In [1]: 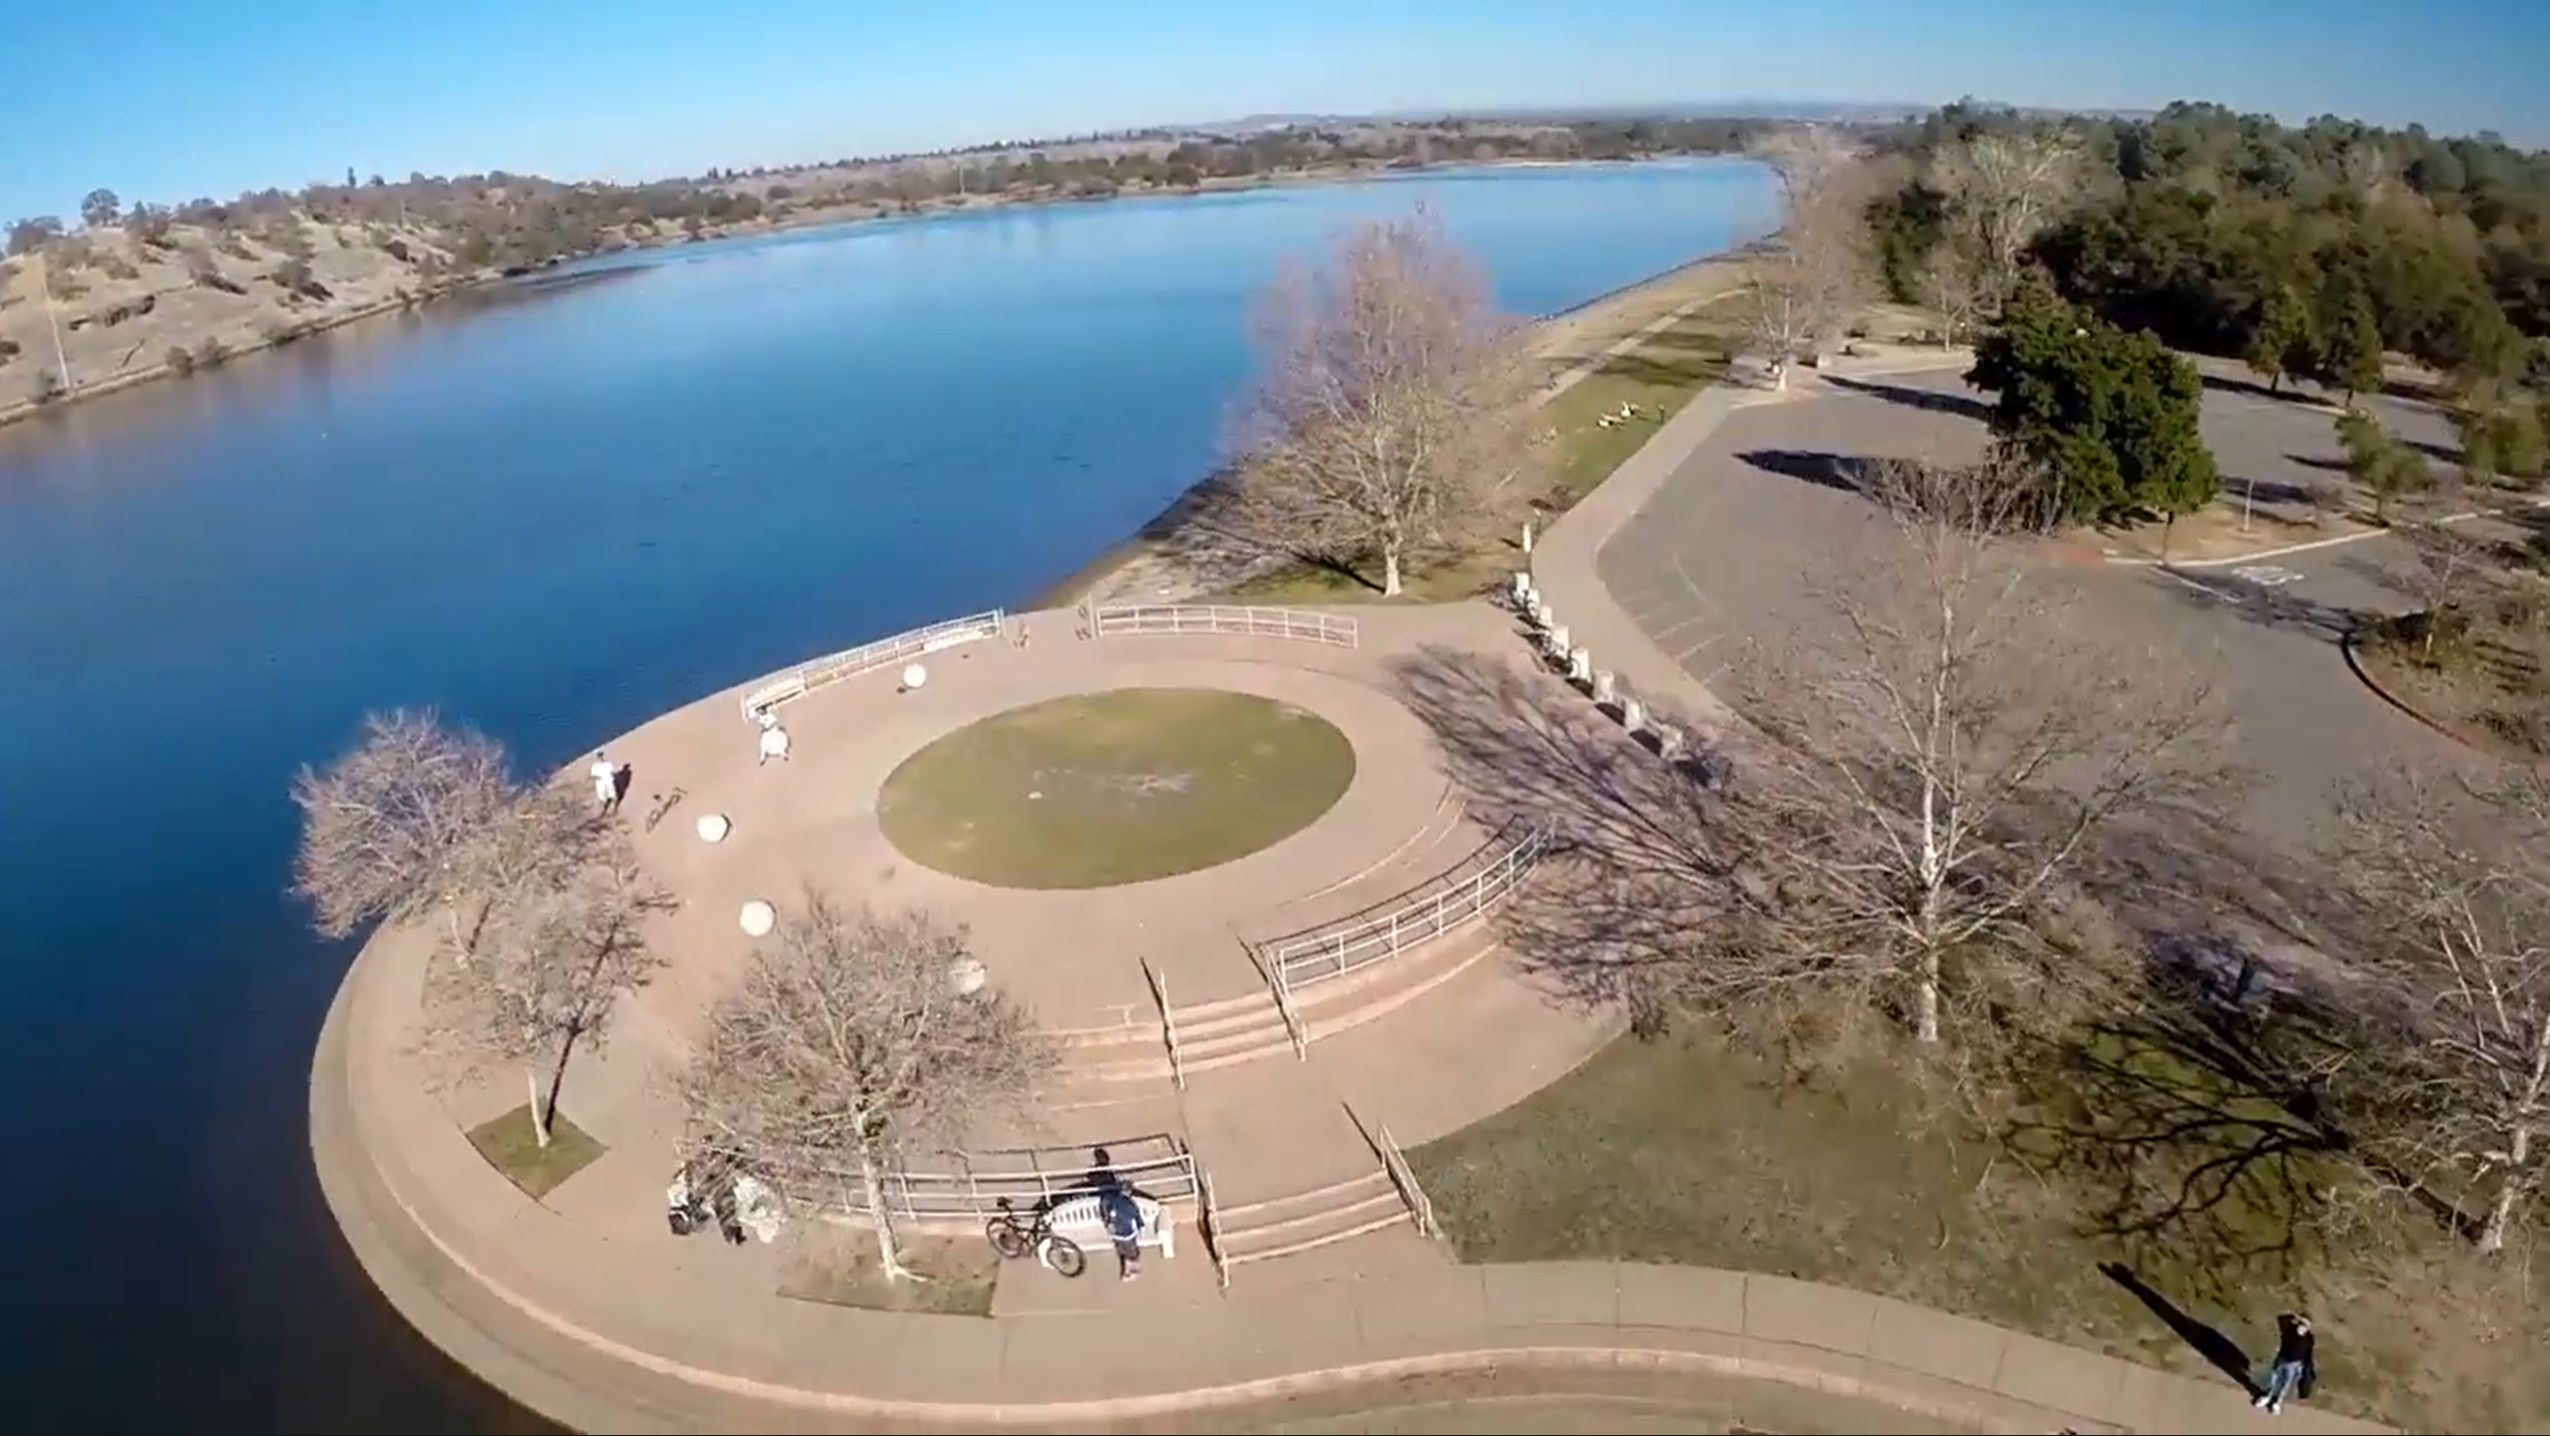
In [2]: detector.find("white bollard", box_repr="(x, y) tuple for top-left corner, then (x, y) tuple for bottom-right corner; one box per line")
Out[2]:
(1521, 519), (1535, 554)
(1621, 697), (1646, 733)
(1568, 646), (1592, 683)
(1593, 670), (1616, 705)
(1547, 624), (1572, 659)
(1657, 725), (1687, 761)
(1510, 571), (1533, 606)
(1532, 598), (1552, 630)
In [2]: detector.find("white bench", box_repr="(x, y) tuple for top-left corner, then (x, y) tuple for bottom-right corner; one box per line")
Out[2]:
(1037, 1192), (1175, 1266)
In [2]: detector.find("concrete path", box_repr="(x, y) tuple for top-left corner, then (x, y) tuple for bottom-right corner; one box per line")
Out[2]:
(315, 376), (2388, 1432)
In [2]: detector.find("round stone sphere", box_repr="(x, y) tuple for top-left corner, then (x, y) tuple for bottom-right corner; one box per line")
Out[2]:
(695, 812), (731, 843)
(947, 956), (989, 997)
(901, 663), (928, 690)
(738, 899), (776, 937)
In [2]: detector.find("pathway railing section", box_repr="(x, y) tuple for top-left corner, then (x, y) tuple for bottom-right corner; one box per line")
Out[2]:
(1373, 1121), (1439, 1240)
(737, 609), (1006, 719)
(1263, 820), (1552, 994)
(1199, 1170), (1232, 1291)
(1140, 958), (1184, 1092)
(1086, 602), (1358, 648)
(839, 1133), (1201, 1227)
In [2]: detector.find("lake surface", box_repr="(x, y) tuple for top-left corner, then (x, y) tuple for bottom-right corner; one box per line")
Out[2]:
(0, 158), (1766, 1433)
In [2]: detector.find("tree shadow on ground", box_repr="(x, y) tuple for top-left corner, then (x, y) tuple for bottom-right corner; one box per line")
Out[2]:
(1385, 639), (1748, 1025)
(2099, 1261), (2259, 1393)
(2199, 370), (2322, 407)
(2143, 565), (2374, 645)
(2008, 808), (2382, 1312)
(1733, 448), (1881, 498)
(1819, 372), (1995, 423)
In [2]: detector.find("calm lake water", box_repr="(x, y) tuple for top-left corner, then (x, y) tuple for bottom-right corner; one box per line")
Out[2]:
(0, 158), (1766, 1432)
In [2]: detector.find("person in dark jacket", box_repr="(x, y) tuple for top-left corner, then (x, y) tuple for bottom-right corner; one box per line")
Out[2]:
(1098, 1183), (1144, 1281)
(2252, 1312), (2316, 1413)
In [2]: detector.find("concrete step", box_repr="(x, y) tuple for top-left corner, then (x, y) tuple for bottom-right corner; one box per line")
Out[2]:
(1210, 1169), (1414, 1267)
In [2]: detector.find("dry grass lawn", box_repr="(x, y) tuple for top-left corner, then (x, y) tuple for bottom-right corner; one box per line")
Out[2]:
(778, 1226), (999, 1317)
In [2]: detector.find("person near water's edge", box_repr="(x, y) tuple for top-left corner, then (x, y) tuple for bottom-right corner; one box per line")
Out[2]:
(2253, 1312), (2316, 1414)
(589, 750), (621, 814)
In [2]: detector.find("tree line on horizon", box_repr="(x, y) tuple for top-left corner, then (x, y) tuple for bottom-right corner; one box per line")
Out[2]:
(1, 117), (1768, 282)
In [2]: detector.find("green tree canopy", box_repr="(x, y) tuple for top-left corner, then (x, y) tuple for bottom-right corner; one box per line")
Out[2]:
(1966, 285), (2222, 526)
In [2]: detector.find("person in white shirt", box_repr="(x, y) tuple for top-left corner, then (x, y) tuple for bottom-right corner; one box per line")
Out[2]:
(589, 751), (621, 814)
(757, 721), (791, 767)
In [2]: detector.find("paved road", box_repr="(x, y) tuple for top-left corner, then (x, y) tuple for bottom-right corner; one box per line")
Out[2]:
(1593, 367), (2473, 864)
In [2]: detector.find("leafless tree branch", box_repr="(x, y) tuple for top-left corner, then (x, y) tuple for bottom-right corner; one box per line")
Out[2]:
(1742, 127), (1873, 386)
(1230, 206), (1544, 595)
(293, 710), (610, 971)
(417, 821), (670, 1146)
(1720, 458), (2233, 1058)
(1930, 130), (2086, 309)
(2329, 766), (2550, 1254)
(672, 891), (1056, 1279)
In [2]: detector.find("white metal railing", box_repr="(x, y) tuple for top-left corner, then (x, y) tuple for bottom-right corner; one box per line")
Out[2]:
(1266, 821), (1552, 989)
(737, 610), (1006, 719)
(834, 1133), (1200, 1226)
(1375, 1121), (1439, 1240)
(1087, 603), (1358, 648)
(1141, 958), (1184, 1092)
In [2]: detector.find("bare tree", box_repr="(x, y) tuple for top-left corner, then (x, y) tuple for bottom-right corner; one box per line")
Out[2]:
(1916, 234), (1989, 349)
(1931, 130), (2085, 309)
(291, 710), (585, 964)
(1231, 207), (1542, 596)
(420, 832), (667, 1147)
(673, 892), (1056, 1279)
(1718, 457), (2228, 1051)
(1741, 128), (1871, 387)
(2331, 768), (2550, 1254)
(2398, 519), (2497, 661)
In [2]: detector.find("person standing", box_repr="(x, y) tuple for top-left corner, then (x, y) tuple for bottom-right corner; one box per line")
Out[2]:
(2253, 1312), (2316, 1414)
(1098, 1182), (1144, 1282)
(589, 750), (621, 815)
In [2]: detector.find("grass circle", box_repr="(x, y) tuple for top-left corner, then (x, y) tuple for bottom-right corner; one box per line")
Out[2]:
(877, 687), (1357, 889)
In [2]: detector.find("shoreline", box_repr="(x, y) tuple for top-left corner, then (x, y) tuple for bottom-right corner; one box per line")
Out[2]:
(0, 154), (1746, 433)
(1031, 245), (1759, 612)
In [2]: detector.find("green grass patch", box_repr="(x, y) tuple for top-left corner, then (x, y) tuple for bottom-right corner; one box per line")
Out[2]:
(777, 1227), (999, 1317)
(1223, 296), (1744, 607)
(1405, 1023), (2426, 1422)
(466, 1103), (604, 1199)
(876, 686), (1357, 888)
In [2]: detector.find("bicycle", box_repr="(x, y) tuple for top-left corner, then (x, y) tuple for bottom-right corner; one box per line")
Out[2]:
(984, 1197), (1087, 1278)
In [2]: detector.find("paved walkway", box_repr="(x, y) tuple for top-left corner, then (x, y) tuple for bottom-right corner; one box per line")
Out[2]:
(314, 361), (2387, 1433)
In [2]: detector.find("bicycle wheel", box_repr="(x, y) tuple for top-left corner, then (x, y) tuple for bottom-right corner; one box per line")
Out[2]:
(985, 1215), (1031, 1261)
(1043, 1234), (1087, 1278)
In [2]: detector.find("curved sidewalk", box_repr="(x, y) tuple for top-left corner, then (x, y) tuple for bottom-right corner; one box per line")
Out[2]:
(313, 601), (2387, 1429)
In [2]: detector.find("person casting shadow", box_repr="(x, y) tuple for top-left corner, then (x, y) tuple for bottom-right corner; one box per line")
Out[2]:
(2098, 1261), (2256, 1394)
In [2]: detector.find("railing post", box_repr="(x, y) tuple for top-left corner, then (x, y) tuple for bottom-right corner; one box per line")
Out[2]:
(1142, 957), (1184, 1091)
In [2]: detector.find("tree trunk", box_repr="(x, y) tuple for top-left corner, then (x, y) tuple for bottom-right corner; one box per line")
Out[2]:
(525, 1066), (552, 1148)
(1381, 544), (1403, 598)
(2160, 512), (2176, 564)
(858, 1145), (916, 1281)
(443, 897), (470, 968)
(2477, 1129), (2526, 1254)
(2268, 371), (2281, 396)
(1913, 947), (1942, 1044)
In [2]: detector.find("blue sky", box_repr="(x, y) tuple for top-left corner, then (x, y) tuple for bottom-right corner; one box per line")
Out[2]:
(3, 0), (2542, 219)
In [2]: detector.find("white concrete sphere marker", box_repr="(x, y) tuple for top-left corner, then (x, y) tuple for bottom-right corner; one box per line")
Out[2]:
(947, 956), (989, 997)
(901, 662), (928, 691)
(738, 899), (777, 938)
(695, 812), (732, 844)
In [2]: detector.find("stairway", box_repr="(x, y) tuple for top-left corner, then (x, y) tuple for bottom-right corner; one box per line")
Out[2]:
(1051, 923), (1504, 1088)
(1208, 1168), (1413, 1271)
